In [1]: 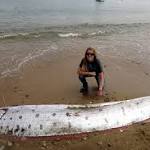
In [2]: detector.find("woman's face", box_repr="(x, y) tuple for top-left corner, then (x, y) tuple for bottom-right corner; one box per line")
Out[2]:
(86, 49), (95, 62)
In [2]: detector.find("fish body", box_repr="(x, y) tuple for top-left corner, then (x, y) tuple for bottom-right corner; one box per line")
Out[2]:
(0, 96), (150, 138)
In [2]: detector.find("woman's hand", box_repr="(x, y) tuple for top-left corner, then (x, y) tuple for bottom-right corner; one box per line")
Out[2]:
(89, 72), (96, 76)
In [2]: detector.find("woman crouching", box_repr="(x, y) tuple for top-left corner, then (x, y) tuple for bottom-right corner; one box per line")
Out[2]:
(77, 47), (104, 96)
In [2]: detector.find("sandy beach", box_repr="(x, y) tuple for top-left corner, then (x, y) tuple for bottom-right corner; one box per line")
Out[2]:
(0, 50), (150, 106)
(1, 0), (150, 149)
(0, 50), (150, 149)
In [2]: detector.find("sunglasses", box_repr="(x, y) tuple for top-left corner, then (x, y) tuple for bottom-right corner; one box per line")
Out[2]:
(86, 53), (94, 56)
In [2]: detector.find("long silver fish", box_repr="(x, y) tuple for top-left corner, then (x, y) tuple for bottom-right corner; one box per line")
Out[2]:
(0, 96), (150, 139)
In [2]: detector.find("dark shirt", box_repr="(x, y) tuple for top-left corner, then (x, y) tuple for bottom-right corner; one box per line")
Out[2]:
(79, 58), (103, 74)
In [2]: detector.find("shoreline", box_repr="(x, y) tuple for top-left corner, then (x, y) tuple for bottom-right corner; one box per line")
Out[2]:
(0, 52), (150, 149)
(0, 53), (150, 106)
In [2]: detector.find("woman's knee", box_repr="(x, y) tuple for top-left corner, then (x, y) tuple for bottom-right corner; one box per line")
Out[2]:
(79, 75), (85, 79)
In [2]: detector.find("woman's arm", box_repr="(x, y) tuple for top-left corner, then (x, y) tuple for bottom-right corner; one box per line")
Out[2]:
(77, 67), (96, 76)
(98, 72), (104, 96)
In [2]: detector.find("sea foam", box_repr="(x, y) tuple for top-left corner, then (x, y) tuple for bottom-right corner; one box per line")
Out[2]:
(58, 33), (81, 38)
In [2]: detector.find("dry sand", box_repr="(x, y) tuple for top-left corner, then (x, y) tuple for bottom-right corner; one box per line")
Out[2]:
(0, 53), (150, 150)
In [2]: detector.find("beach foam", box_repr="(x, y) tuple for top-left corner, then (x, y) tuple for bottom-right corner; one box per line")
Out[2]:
(58, 33), (81, 38)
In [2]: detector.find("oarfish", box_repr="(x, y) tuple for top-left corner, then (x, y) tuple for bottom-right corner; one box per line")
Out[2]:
(0, 96), (150, 139)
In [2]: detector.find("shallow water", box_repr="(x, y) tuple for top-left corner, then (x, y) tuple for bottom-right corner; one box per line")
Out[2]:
(0, 0), (150, 77)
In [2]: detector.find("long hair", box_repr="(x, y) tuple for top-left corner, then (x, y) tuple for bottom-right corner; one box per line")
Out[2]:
(82, 47), (97, 71)
(84, 47), (97, 60)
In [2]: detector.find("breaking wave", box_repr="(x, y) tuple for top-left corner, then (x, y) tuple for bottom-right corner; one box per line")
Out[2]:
(0, 23), (150, 40)
(58, 33), (81, 38)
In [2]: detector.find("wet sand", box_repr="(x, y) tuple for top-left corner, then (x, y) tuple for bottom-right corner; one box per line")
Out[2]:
(0, 53), (150, 149)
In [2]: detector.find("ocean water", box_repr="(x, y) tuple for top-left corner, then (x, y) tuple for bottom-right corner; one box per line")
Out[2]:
(0, 0), (150, 77)
(1, 0), (150, 30)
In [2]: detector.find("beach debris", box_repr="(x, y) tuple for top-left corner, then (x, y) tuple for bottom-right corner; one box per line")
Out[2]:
(25, 94), (29, 98)
(139, 129), (146, 136)
(97, 141), (103, 146)
(66, 140), (71, 144)
(119, 129), (124, 132)
(107, 143), (111, 147)
(104, 97), (110, 102)
(7, 141), (13, 147)
(104, 65), (107, 68)
(140, 122), (146, 126)
(82, 137), (87, 141)
(42, 141), (47, 147)
(13, 86), (18, 90)
(13, 86), (18, 92)
(0, 145), (5, 150)
(41, 141), (47, 149)
(144, 72), (149, 76)
(51, 141), (57, 146)
(2, 96), (6, 107)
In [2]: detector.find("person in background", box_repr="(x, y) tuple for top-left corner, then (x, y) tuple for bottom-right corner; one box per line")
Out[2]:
(77, 47), (104, 96)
